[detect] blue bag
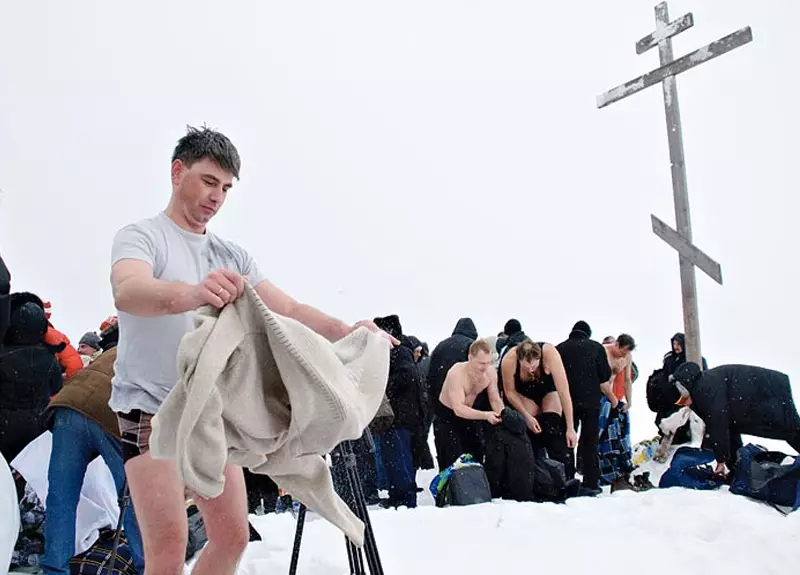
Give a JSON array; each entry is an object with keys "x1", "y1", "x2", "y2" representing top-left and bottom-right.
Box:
[
  {"x1": 658, "y1": 447, "x2": 726, "y2": 490},
  {"x1": 730, "y1": 444, "x2": 800, "y2": 513}
]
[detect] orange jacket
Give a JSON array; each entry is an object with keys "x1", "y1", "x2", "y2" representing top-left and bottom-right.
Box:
[{"x1": 43, "y1": 325, "x2": 83, "y2": 378}]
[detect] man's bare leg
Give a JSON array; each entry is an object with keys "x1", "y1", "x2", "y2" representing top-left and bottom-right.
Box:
[
  {"x1": 191, "y1": 464, "x2": 250, "y2": 575},
  {"x1": 125, "y1": 453, "x2": 188, "y2": 575}
]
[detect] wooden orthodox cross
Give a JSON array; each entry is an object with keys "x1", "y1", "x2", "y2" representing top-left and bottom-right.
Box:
[{"x1": 597, "y1": 2, "x2": 753, "y2": 365}]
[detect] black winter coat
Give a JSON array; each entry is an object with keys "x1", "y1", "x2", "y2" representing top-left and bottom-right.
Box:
[
  {"x1": 556, "y1": 330, "x2": 612, "y2": 409},
  {"x1": 484, "y1": 408, "x2": 536, "y2": 501},
  {"x1": 0, "y1": 255, "x2": 9, "y2": 348},
  {"x1": 0, "y1": 302, "x2": 63, "y2": 462},
  {"x1": 663, "y1": 333, "x2": 708, "y2": 376},
  {"x1": 428, "y1": 318, "x2": 478, "y2": 418},
  {"x1": 680, "y1": 364, "x2": 800, "y2": 464},
  {"x1": 385, "y1": 340, "x2": 425, "y2": 431}
]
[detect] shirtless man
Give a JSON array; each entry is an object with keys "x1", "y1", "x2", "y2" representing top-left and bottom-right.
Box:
[
  {"x1": 602, "y1": 334, "x2": 636, "y2": 412},
  {"x1": 110, "y1": 126, "x2": 396, "y2": 575},
  {"x1": 499, "y1": 339, "x2": 577, "y2": 472},
  {"x1": 435, "y1": 339, "x2": 504, "y2": 469}
]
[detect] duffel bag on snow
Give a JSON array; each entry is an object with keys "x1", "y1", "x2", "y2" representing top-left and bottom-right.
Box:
[
  {"x1": 730, "y1": 444, "x2": 800, "y2": 512},
  {"x1": 429, "y1": 454, "x2": 492, "y2": 507},
  {"x1": 658, "y1": 447, "x2": 726, "y2": 490}
]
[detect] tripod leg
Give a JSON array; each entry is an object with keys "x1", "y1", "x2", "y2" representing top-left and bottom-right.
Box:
[
  {"x1": 342, "y1": 440, "x2": 384, "y2": 575},
  {"x1": 288, "y1": 504, "x2": 307, "y2": 575},
  {"x1": 107, "y1": 480, "x2": 129, "y2": 574}
]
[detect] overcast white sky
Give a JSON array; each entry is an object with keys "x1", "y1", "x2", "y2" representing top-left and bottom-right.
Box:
[{"x1": 1, "y1": 0, "x2": 797, "y2": 439}]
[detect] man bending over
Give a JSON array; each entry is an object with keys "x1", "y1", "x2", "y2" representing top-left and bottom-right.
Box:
[
  {"x1": 436, "y1": 339, "x2": 504, "y2": 469},
  {"x1": 110, "y1": 126, "x2": 394, "y2": 575}
]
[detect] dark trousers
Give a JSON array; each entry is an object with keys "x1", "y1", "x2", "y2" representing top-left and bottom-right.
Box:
[
  {"x1": 433, "y1": 416, "x2": 486, "y2": 471},
  {"x1": 379, "y1": 428, "x2": 417, "y2": 508},
  {"x1": 570, "y1": 405, "x2": 600, "y2": 489},
  {"x1": 331, "y1": 431, "x2": 379, "y2": 506}
]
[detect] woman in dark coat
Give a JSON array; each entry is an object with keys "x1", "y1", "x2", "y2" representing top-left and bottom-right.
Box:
[
  {"x1": 0, "y1": 302, "x2": 63, "y2": 462},
  {"x1": 673, "y1": 362, "x2": 800, "y2": 473}
]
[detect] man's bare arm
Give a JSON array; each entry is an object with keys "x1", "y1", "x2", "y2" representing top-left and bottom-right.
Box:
[
  {"x1": 441, "y1": 372, "x2": 493, "y2": 421},
  {"x1": 544, "y1": 344, "x2": 575, "y2": 432},
  {"x1": 112, "y1": 260, "x2": 196, "y2": 317},
  {"x1": 600, "y1": 381, "x2": 619, "y2": 407},
  {"x1": 255, "y1": 279, "x2": 350, "y2": 342},
  {"x1": 487, "y1": 372, "x2": 504, "y2": 414}
]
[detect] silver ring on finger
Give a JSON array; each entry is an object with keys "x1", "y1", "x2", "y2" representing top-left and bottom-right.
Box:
[{"x1": 217, "y1": 287, "x2": 224, "y2": 295}]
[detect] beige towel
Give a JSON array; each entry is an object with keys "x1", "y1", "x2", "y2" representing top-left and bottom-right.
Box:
[{"x1": 150, "y1": 282, "x2": 390, "y2": 546}]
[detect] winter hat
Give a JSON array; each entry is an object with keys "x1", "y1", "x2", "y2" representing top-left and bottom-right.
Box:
[
  {"x1": 79, "y1": 331, "x2": 102, "y2": 350},
  {"x1": 373, "y1": 315, "x2": 403, "y2": 339},
  {"x1": 673, "y1": 362, "x2": 702, "y2": 393},
  {"x1": 99, "y1": 316, "x2": 118, "y2": 333},
  {"x1": 571, "y1": 321, "x2": 592, "y2": 337},
  {"x1": 503, "y1": 319, "x2": 522, "y2": 335},
  {"x1": 6, "y1": 302, "x2": 47, "y2": 345}
]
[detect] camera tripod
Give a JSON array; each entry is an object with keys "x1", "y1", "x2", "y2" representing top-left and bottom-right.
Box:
[{"x1": 289, "y1": 431, "x2": 385, "y2": 575}]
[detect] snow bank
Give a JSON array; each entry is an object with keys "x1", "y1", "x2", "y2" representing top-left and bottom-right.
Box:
[{"x1": 236, "y1": 486, "x2": 799, "y2": 575}]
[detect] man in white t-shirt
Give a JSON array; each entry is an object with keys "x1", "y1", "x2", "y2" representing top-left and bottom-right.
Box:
[{"x1": 110, "y1": 126, "x2": 396, "y2": 575}]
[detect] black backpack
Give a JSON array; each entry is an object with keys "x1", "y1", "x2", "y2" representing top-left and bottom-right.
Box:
[{"x1": 437, "y1": 465, "x2": 493, "y2": 507}]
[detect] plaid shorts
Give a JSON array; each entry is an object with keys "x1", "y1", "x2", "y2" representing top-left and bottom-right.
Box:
[{"x1": 118, "y1": 410, "x2": 155, "y2": 463}]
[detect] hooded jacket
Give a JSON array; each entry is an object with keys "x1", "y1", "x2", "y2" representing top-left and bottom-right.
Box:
[
  {"x1": 374, "y1": 315, "x2": 424, "y2": 430},
  {"x1": 674, "y1": 363, "x2": 800, "y2": 464},
  {"x1": 9, "y1": 292, "x2": 83, "y2": 378},
  {"x1": 556, "y1": 329, "x2": 612, "y2": 409},
  {"x1": 150, "y1": 283, "x2": 390, "y2": 546},
  {"x1": 0, "y1": 302, "x2": 63, "y2": 462},
  {"x1": 663, "y1": 333, "x2": 709, "y2": 376},
  {"x1": 0, "y1": 255, "x2": 9, "y2": 348},
  {"x1": 427, "y1": 318, "x2": 478, "y2": 417}
]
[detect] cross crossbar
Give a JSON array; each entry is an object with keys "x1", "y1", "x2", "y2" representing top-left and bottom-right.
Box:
[
  {"x1": 651, "y1": 215, "x2": 723, "y2": 285},
  {"x1": 597, "y1": 26, "x2": 753, "y2": 108},
  {"x1": 636, "y1": 12, "x2": 694, "y2": 55}
]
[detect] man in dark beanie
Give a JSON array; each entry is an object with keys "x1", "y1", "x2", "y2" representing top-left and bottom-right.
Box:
[
  {"x1": 556, "y1": 321, "x2": 612, "y2": 492},
  {"x1": 496, "y1": 318, "x2": 526, "y2": 356},
  {"x1": 672, "y1": 362, "x2": 800, "y2": 475}
]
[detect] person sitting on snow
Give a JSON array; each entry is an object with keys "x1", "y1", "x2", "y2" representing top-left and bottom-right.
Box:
[{"x1": 672, "y1": 362, "x2": 800, "y2": 476}]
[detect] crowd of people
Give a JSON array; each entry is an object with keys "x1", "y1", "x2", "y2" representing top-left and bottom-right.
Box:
[{"x1": 1, "y1": 126, "x2": 799, "y2": 575}]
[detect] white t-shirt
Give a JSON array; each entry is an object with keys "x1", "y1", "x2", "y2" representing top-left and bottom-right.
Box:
[{"x1": 109, "y1": 211, "x2": 265, "y2": 414}]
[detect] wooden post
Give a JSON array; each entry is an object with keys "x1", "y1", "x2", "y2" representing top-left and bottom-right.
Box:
[
  {"x1": 596, "y1": 2, "x2": 752, "y2": 366},
  {"x1": 655, "y1": 2, "x2": 702, "y2": 366}
]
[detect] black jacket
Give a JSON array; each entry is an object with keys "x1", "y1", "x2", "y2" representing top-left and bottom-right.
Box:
[
  {"x1": 428, "y1": 318, "x2": 478, "y2": 417},
  {"x1": 0, "y1": 255, "x2": 9, "y2": 348},
  {"x1": 556, "y1": 330, "x2": 612, "y2": 409},
  {"x1": 484, "y1": 408, "x2": 536, "y2": 501},
  {"x1": 0, "y1": 302, "x2": 63, "y2": 462},
  {"x1": 374, "y1": 315, "x2": 425, "y2": 431},
  {"x1": 676, "y1": 363, "x2": 800, "y2": 464},
  {"x1": 663, "y1": 333, "x2": 708, "y2": 376}
]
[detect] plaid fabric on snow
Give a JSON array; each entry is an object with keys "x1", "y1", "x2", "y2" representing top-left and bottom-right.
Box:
[{"x1": 597, "y1": 396, "x2": 634, "y2": 485}]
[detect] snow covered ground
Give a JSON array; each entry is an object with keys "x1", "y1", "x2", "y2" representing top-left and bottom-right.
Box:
[
  {"x1": 208, "y1": 429, "x2": 800, "y2": 575},
  {"x1": 233, "y1": 472, "x2": 799, "y2": 575}
]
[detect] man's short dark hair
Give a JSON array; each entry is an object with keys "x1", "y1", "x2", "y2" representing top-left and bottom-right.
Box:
[
  {"x1": 172, "y1": 125, "x2": 241, "y2": 179},
  {"x1": 617, "y1": 333, "x2": 636, "y2": 351}
]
